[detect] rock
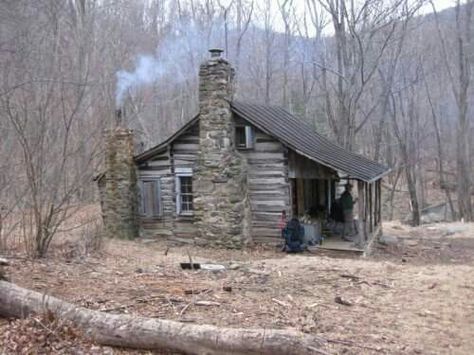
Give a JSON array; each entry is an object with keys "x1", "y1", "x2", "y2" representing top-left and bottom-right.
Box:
[
  {"x1": 200, "y1": 264, "x2": 226, "y2": 272},
  {"x1": 406, "y1": 240, "x2": 419, "y2": 247},
  {"x1": 0, "y1": 258, "x2": 9, "y2": 266},
  {"x1": 442, "y1": 225, "x2": 468, "y2": 236},
  {"x1": 228, "y1": 263, "x2": 241, "y2": 270},
  {"x1": 379, "y1": 234, "x2": 399, "y2": 246},
  {"x1": 334, "y1": 296, "x2": 353, "y2": 306},
  {"x1": 0, "y1": 266, "x2": 8, "y2": 281}
]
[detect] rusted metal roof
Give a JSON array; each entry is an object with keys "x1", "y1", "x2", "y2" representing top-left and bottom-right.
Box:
[{"x1": 231, "y1": 101, "x2": 390, "y2": 182}]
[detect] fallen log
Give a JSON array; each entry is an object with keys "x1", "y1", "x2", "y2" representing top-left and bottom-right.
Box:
[{"x1": 0, "y1": 281, "x2": 327, "y2": 354}]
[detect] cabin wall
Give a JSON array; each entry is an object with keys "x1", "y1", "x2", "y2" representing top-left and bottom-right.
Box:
[
  {"x1": 170, "y1": 124, "x2": 199, "y2": 239},
  {"x1": 238, "y1": 125, "x2": 290, "y2": 243},
  {"x1": 288, "y1": 151, "x2": 335, "y2": 179},
  {"x1": 137, "y1": 117, "x2": 291, "y2": 243},
  {"x1": 137, "y1": 123, "x2": 201, "y2": 240},
  {"x1": 137, "y1": 147, "x2": 175, "y2": 238}
]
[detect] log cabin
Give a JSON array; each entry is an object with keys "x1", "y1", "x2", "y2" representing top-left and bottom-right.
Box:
[{"x1": 97, "y1": 49, "x2": 390, "y2": 251}]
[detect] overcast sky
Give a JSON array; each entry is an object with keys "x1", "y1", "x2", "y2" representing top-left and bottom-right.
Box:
[{"x1": 251, "y1": 0, "x2": 457, "y2": 34}]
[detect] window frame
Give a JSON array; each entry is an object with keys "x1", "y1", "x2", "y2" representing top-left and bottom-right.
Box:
[
  {"x1": 176, "y1": 168, "x2": 194, "y2": 216},
  {"x1": 235, "y1": 125, "x2": 255, "y2": 149}
]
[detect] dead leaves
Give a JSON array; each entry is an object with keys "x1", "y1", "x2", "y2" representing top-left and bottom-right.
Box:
[{"x1": 1, "y1": 312, "x2": 92, "y2": 354}]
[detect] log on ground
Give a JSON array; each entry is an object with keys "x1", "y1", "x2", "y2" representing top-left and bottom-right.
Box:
[{"x1": 0, "y1": 281, "x2": 327, "y2": 355}]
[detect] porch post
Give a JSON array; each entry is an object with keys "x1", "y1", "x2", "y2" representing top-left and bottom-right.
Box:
[
  {"x1": 369, "y1": 183, "x2": 373, "y2": 233},
  {"x1": 327, "y1": 179, "x2": 332, "y2": 214},
  {"x1": 357, "y1": 180, "x2": 366, "y2": 245},
  {"x1": 377, "y1": 180, "x2": 382, "y2": 225},
  {"x1": 297, "y1": 179, "x2": 305, "y2": 216}
]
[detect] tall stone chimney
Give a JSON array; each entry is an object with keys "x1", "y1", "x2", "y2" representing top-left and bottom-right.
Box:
[
  {"x1": 193, "y1": 49, "x2": 250, "y2": 248},
  {"x1": 102, "y1": 112, "x2": 139, "y2": 240}
]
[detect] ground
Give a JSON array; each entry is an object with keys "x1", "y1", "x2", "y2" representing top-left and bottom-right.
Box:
[{"x1": 1, "y1": 221, "x2": 474, "y2": 354}]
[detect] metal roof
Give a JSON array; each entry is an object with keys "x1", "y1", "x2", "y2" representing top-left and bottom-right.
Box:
[
  {"x1": 231, "y1": 101, "x2": 390, "y2": 182},
  {"x1": 135, "y1": 101, "x2": 390, "y2": 182}
]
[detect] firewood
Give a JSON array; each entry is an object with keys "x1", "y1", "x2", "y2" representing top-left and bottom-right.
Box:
[{"x1": 0, "y1": 281, "x2": 328, "y2": 354}]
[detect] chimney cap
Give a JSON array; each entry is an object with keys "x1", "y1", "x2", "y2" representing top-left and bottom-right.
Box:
[{"x1": 209, "y1": 48, "x2": 224, "y2": 58}]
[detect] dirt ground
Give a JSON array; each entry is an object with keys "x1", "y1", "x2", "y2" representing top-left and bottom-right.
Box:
[{"x1": 1, "y1": 221, "x2": 474, "y2": 354}]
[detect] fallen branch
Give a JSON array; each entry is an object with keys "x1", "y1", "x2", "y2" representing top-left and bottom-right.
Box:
[
  {"x1": 0, "y1": 281, "x2": 327, "y2": 354},
  {"x1": 194, "y1": 300, "x2": 221, "y2": 307},
  {"x1": 272, "y1": 298, "x2": 290, "y2": 308},
  {"x1": 339, "y1": 274, "x2": 360, "y2": 281}
]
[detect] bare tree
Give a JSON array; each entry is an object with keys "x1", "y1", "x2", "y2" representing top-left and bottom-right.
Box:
[{"x1": 431, "y1": 0, "x2": 473, "y2": 221}]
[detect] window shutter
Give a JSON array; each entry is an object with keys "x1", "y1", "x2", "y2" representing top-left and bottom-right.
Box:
[
  {"x1": 175, "y1": 176, "x2": 181, "y2": 214},
  {"x1": 154, "y1": 179, "x2": 162, "y2": 216},
  {"x1": 138, "y1": 178, "x2": 162, "y2": 217},
  {"x1": 245, "y1": 126, "x2": 254, "y2": 148},
  {"x1": 138, "y1": 180, "x2": 145, "y2": 216}
]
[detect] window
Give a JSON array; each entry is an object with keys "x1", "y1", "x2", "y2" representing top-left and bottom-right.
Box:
[
  {"x1": 139, "y1": 178, "x2": 162, "y2": 217},
  {"x1": 235, "y1": 126, "x2": 254, "y2": 149},
  {"x1": 176, "y1": 168, "x2": 193, "y2": 215}
]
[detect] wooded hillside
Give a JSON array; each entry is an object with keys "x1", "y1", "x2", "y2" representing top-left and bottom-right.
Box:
[{"x1": 0, "y1": 0, "x2": 473, "y2": 255}]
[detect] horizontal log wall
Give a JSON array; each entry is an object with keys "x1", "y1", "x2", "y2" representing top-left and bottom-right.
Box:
[
  {"x1": 240, "y1": 129, "x2": 290, "y2": 242},
  {"x1": 288, "y1": 150, "x2": 336, "y2": 179},
  {"x1": 170, "y1": 122, "x2": 199, "y2": 238},
  {"x1": 137, "y1": 123, "x2": 200, "y2": 239},
  {"x1": 137, "y1": 147, "x2": 175, "y2": 238}
]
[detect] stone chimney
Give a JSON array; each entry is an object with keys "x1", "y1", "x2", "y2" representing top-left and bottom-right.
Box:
[
  {"x1": 193, "y1": 49, "x2": 250, "y2": 248},
  {"x1": 102, "y1": 111, "x2": 139, "y2": 240}
]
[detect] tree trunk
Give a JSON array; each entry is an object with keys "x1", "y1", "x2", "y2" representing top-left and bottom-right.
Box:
[{"x1": 0, "y1": 281, "x2": 327, "y2": 355}]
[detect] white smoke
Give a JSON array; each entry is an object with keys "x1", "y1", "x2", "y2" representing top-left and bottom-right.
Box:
[
  {"x1": 115, "y1": 19, "x2": 225, "y2": 107},
  {"x1": 115, "y1": 55, "x2": 164, "y2": 107}
]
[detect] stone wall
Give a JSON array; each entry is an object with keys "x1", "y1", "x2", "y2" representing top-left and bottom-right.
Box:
[
  {"x1": 193, "y1": 53, "x2": 251, "y2": 248},
  {"x1": 103, "y1": 127, "x2": 139, "y2": 239}
]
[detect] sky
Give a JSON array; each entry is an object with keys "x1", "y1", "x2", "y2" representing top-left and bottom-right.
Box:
[
  {"x1": 255, "y1": 0, "x2": 457, "y2": 34},
  {"x1": 418, "y1": 0, "x2": 458, "y2": 14}
]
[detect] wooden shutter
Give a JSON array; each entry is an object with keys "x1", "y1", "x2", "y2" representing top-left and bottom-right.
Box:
[
  {"x1": 138, "y1": 180, "x2": 145, "y2": 216},
  {"x1": 245, "y1": 126, "x2": 254, "y2": 148},
  {"x1": 139, "y1": 178, "x2": 162, "y2": 217},
  {"x1": 153, "y1": 179, "x2": 162, "y2": 216}
]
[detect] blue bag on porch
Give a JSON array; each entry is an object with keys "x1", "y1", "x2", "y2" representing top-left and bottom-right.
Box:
[{"x1": 283, "y1": 218, "x2": 305, "y2": 253}]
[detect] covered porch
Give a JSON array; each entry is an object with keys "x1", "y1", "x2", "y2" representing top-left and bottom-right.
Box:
[{"x1": 288, "y1": 149, "x2": 384, "y2": 252}]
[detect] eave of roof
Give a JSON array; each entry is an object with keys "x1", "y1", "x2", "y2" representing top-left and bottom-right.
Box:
[{"x1": 134, "y1": 114, "x2": 199, "y2": 163}]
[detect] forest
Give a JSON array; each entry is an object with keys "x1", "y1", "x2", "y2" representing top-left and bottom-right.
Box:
[
  {"x1": 0, "y1": 0, "x2": 474, "y2": 354},
  {"x1": 1, "y1": 0, "x2": 473, "y2": 255}
]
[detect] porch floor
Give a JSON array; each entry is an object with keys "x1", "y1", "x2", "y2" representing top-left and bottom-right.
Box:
[
  {"x1": 309, "y1": 222, "x2": 364, "y2": 252},
  {"x1": 316, "y1": 236, "x2": 363, "y2": 252}
]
